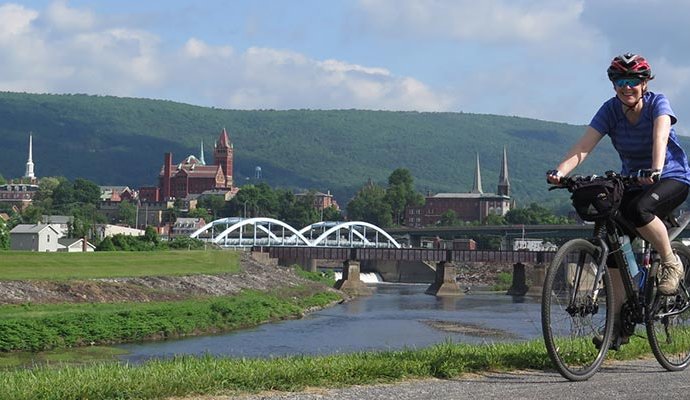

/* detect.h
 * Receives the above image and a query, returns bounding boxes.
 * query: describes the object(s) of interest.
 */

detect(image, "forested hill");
[0,91,647,208]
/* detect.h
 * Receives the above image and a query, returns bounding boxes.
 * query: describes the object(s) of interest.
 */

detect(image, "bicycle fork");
[567,237,610,316]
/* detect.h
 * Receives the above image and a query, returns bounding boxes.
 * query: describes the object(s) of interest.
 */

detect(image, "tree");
[96,236,116,251]
[20,204,43,224]
[73,178,102,205]
[484,213,507,225]
[347,182,393,227]
[505,203,571,225]
[71,203,104,238]
[0,174,5,185]
[385,168,424,226]
[144,226,160,245]
[118,201,137,227]
[33,177,61,211]
[0,218,9,250]
[198,195,227,219]
[187,207,211,220]
[437,210,458,226]
[321,205,343,222]
[51,178,75,213]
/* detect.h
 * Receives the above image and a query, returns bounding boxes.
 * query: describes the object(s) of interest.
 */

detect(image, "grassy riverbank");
[0,288,341,352]
[0,250,342,361]
[0,334,660,399]
[0,250,241,280]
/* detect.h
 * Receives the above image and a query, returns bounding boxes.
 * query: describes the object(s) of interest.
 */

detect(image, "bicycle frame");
[586,210,690,329]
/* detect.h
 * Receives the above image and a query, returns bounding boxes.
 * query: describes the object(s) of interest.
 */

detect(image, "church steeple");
[471,153,483,194]
[24,132,35,180]
[213,128,234,188]
[497,146,510,197]
[199,140,206,165]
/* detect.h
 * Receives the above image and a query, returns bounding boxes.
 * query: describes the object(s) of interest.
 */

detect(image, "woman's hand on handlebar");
[546,169,563,185]
[637,168,661,186]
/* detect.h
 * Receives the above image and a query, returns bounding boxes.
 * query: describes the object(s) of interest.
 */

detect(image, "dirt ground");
[0,255,510,305]
[0,253,339,305]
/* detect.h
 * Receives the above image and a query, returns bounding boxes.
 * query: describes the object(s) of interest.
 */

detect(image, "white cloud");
[172,44,453,111]
[183,38,233,59]
[356,0,589,46]
[45,0,95,32]
[0,1,454,112]
[0,3,37,39]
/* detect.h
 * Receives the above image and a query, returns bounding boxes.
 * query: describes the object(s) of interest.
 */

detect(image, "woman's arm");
[641,114,672,184]
[547,126,604,183]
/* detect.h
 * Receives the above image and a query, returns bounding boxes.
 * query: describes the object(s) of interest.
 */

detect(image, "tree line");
[0,168,569,251]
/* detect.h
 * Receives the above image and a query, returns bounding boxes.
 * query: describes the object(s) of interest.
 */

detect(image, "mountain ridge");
[0,91,639,209]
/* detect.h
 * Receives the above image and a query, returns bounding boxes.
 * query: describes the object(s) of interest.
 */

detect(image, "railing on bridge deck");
[256,246,556,264]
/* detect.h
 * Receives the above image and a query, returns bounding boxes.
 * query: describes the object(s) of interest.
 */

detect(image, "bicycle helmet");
[607,53,653,81]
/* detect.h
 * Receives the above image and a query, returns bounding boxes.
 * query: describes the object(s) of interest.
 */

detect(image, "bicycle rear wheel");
[646,241,690,371]
[542,238,614,381]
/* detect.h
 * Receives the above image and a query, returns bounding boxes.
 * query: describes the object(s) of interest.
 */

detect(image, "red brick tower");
[162,152,173,199]
[214,128,234,188]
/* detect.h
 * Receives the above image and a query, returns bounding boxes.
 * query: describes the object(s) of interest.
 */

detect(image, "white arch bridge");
[190,218,402,248]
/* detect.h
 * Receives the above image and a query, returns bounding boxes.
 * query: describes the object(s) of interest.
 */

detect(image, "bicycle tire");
[646,241,690,371]
[542,238,614,381]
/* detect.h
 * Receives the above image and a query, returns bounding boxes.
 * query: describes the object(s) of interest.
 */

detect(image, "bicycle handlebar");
[547,170,657,191]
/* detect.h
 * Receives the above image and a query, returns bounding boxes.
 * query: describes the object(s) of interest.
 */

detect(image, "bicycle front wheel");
[542,238,614,381]
[646,241,690,371]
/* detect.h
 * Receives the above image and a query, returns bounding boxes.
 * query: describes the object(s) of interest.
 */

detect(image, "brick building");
[406,148,512,226]
[139,128,236,202]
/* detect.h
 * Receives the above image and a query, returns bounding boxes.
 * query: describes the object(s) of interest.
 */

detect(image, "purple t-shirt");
[589,91,690,185]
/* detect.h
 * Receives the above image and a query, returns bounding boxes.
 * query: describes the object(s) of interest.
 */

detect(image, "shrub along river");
[117,283,543,363]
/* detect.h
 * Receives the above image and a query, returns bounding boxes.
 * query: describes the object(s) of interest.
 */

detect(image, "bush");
[168,236,206,250]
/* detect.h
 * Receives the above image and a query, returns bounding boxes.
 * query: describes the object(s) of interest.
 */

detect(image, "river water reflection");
[117,284,543,363]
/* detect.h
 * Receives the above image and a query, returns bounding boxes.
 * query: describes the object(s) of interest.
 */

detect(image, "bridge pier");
[425,262,462,296]
[506,262,529,296]
[278,257,318,273]
[526,264,546,296]
[334,260,373,296]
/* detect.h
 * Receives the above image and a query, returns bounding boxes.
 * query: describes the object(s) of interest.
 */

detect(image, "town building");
[100,186,136,202]
[93,224,145,242]
[10,224,61,252]
[295,190,340,211]
[0,133,39,210]
[171,217,206,237]
[139,128,237,202]
[406,147,512,227]
[57,237,96,252]
[41,215,73,237]
[0,183,39,210]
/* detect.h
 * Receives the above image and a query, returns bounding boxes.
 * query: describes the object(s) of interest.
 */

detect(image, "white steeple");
[199,140,206,165]
[471,152,483,194]
[24,132,35,180]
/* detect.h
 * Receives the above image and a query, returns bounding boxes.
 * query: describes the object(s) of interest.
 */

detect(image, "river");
[117,283,543,363]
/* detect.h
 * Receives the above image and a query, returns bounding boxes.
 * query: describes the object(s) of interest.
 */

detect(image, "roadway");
[237,358,689,400]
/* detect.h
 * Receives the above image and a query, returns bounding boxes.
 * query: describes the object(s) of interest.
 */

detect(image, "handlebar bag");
[570,178,624,221]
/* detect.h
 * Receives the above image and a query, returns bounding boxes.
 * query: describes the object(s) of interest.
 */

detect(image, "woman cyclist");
[547,53,690,299]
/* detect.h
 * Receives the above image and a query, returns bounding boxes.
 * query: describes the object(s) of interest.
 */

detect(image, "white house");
[94,224,145,241]
[57,238,96,252]
[10,224,61,252]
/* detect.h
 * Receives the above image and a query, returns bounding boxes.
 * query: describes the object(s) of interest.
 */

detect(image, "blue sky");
[4,0,690,133]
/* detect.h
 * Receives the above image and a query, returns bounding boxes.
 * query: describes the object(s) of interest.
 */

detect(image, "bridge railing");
[257,246,557,263]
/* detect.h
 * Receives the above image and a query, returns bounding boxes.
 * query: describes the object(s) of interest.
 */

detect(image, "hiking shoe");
[658,256,684,295]
[592,334,629,351]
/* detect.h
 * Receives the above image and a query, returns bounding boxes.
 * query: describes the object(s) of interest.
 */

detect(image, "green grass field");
[0,250,241,280]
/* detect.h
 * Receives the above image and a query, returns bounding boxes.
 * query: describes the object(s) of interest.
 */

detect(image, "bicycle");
[542,171,690,381]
